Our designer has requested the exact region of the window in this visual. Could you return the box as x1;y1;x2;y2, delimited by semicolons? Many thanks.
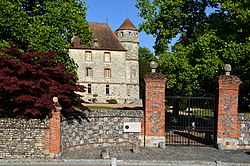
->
87;84;92;94
85;51;92;61
121;32;123;37
106;85;110;94
104;68;111;78
104;52;111;62
94;39;98;48
128;32;132;36
86;67;93;77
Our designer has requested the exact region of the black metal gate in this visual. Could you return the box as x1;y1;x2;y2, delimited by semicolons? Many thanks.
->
166;90;217;147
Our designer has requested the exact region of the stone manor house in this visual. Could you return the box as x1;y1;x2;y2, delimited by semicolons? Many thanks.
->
69;18;140;104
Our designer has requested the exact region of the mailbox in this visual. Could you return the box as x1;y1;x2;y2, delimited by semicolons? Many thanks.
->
123;122;141;132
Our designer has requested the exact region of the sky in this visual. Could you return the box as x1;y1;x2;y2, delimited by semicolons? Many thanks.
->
84;0;216;54
84;0;156;53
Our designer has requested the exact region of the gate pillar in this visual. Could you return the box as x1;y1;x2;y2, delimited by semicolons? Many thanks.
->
144;61;167;147
217;64;241;150
49;97;61;158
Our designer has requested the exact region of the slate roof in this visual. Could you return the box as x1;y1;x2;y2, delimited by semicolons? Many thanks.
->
88;22;126;51
70;18;137;51
116;18;137;31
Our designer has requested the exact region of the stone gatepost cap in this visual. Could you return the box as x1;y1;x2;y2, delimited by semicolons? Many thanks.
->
144;72;167;81
217;75;242;85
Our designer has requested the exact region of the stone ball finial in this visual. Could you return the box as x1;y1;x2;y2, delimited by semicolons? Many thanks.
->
53;97;58;103
150;61;158;73
224;64;231;75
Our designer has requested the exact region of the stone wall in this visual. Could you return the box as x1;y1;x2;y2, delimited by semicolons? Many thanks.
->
238;113;250;149
0;118;49;159
61;109;144;151
69;48;135;103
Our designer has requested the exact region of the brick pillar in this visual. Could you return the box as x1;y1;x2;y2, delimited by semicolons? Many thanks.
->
49;100;61;158
144;72;167;147
44;128;50;155
217;75;241;150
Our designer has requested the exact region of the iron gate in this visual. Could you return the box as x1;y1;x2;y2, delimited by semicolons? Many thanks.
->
165;90;217;147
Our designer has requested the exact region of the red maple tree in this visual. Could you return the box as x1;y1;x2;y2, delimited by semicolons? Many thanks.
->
0;47;87;119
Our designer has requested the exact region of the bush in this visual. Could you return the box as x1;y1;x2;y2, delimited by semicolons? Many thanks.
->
108;99;117;104
0;47;87;119
178;99;188;111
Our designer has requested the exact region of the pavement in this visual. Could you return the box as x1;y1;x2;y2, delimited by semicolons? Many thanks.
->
1;146;250;166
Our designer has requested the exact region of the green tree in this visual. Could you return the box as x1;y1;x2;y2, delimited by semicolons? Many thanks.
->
136;0;250;111
139;46;156;61
0;46;87;120
0;0;92;72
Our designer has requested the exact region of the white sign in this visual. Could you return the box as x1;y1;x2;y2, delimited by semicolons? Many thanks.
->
123;122;141;132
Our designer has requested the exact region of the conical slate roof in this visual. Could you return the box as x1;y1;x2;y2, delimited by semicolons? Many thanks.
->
116;18;137;31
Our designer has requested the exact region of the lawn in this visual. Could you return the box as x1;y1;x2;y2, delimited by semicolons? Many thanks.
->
87;106;116;110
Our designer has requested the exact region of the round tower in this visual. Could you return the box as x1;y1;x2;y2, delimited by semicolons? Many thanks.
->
116;18;140;103
116;18;139;60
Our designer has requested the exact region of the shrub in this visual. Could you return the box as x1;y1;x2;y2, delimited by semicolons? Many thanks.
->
178;99;188;111
0;47;87;119
108;99;117;104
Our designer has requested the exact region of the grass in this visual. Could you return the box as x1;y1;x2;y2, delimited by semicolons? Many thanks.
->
192;109;214;118
166;106;214;118
87;106;115;110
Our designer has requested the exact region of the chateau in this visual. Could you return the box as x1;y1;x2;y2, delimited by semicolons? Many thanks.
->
69;18;140;104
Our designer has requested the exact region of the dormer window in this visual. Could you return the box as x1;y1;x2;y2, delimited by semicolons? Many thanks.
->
94;39;98;48
71;36;80;47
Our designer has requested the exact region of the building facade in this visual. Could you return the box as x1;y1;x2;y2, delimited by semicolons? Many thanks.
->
69;18;140;104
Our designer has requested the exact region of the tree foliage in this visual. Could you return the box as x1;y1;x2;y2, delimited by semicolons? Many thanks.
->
139;47;156;61
0;0;92;72
0;47;87;119
136;0;250;111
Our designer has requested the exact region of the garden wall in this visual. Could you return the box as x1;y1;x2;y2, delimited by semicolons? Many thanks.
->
0;118;49;159
238;113;250;149
61;109;144;151
1;111;250;159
